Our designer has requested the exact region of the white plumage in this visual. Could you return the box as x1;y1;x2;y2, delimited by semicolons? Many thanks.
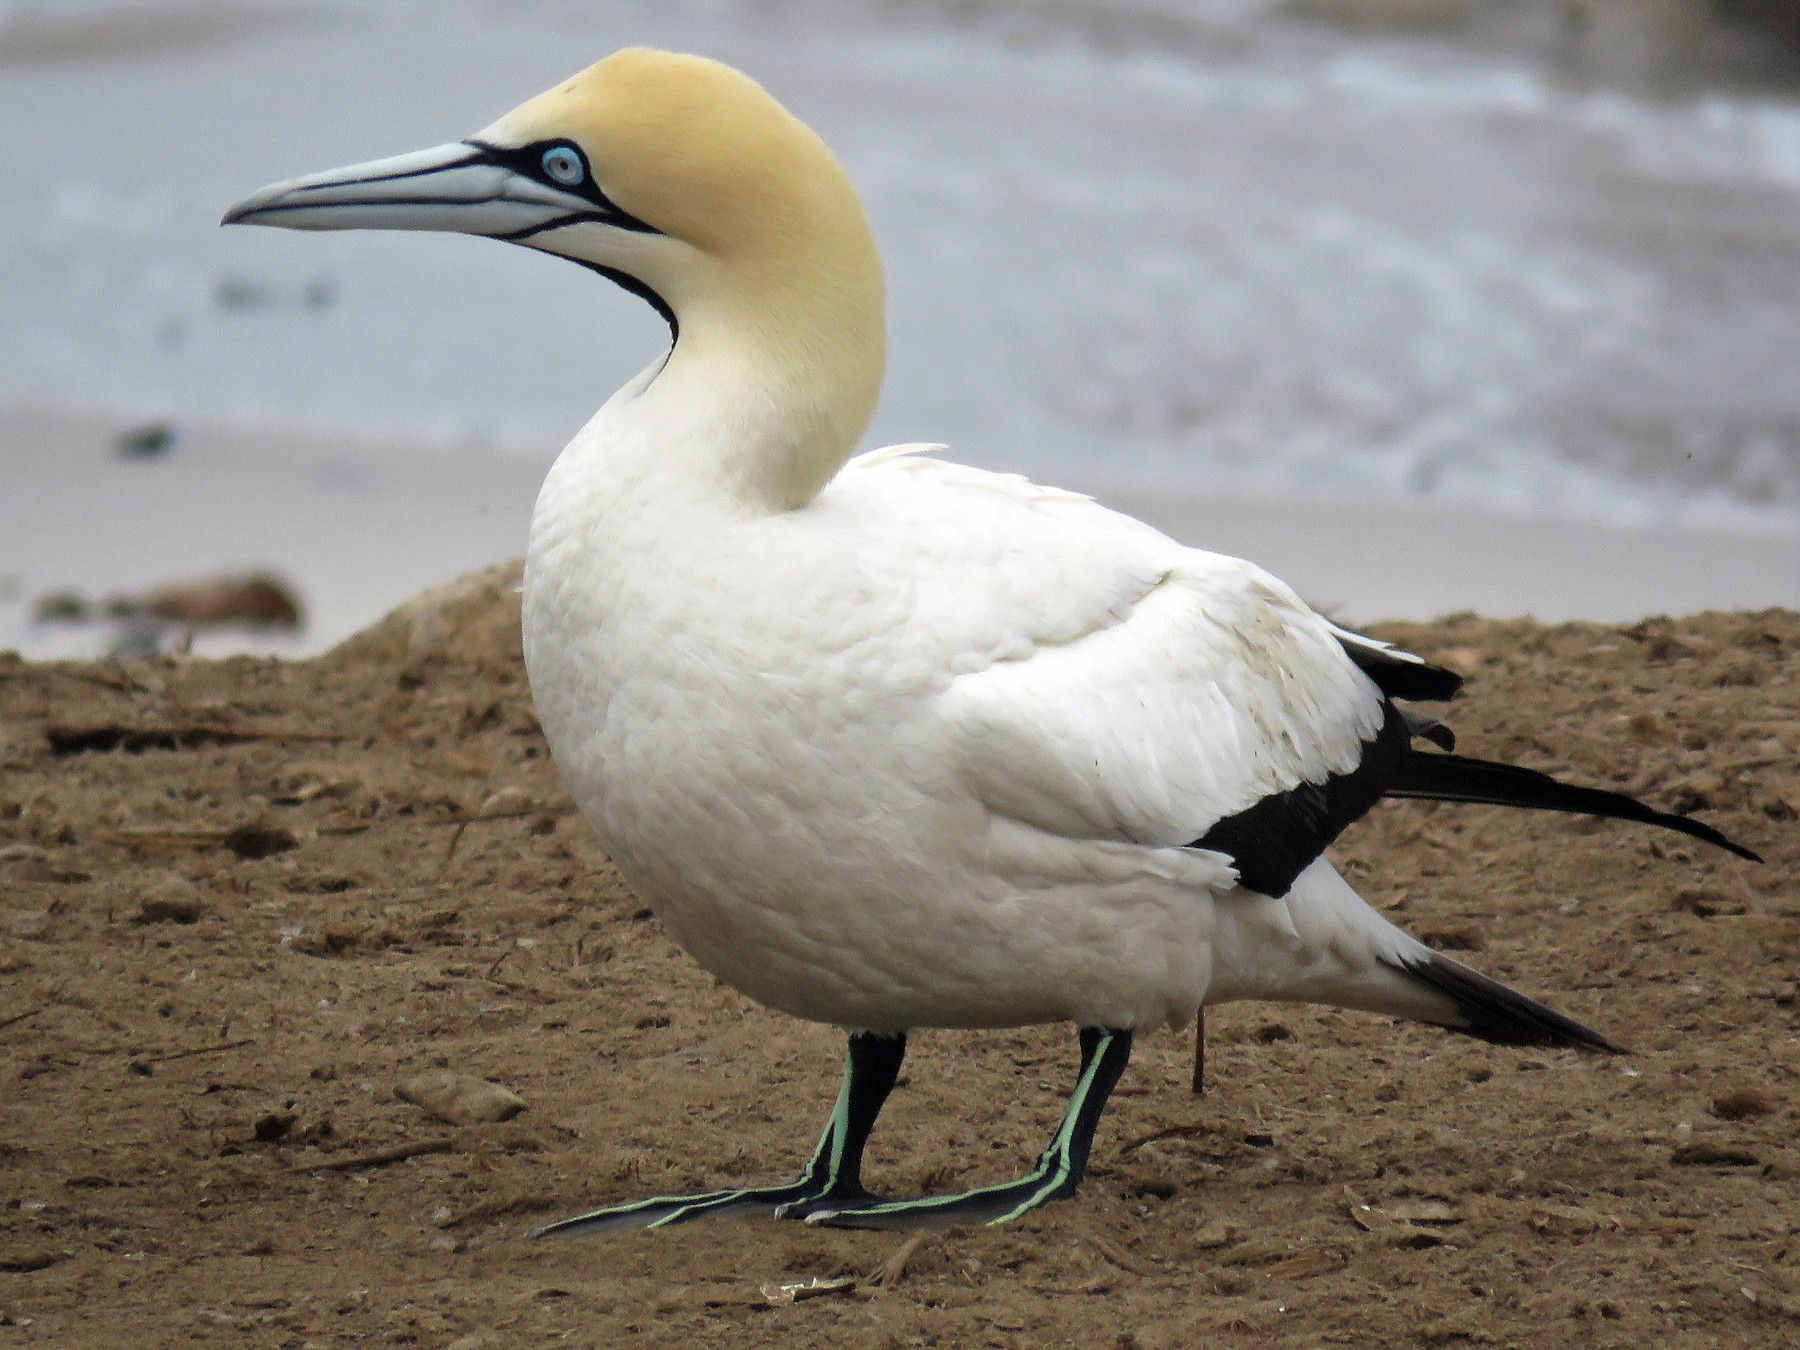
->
524;430;1419;1035
225;46;1753;1232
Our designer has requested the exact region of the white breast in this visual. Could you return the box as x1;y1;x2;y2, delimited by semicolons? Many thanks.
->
523;419;1390;1034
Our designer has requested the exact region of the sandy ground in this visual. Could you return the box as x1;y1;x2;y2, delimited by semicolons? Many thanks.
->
1;570;1797;1347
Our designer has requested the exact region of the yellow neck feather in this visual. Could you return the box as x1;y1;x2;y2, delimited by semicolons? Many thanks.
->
488;48;888;510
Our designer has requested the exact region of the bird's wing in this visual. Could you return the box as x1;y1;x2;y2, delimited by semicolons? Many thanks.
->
826;449;1443;896
939;546;1395;875
831;455;1416;898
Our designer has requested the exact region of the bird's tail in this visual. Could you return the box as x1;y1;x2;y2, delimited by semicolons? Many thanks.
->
1386;750;1761;863
1221;860;1620;1053
1379;949;1621;1053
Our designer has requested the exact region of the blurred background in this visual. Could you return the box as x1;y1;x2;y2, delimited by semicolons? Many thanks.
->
3;0;1799;658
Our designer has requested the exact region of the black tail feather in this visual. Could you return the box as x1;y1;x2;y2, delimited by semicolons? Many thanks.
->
1400;707;1456;752
1339;639;1465;703
1386;951;1622;1053
1387;751;1761;863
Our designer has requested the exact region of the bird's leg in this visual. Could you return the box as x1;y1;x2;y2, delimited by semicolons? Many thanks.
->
807;1026;1133;1231
530;1031;905;1236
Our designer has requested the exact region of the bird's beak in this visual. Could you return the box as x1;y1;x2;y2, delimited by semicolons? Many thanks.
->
221;140;593;240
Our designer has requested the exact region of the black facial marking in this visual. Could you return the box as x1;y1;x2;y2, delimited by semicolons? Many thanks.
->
461;140;676;340
462;138;661;234
575;260;678;343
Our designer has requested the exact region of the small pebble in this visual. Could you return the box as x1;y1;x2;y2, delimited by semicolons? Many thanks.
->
396;1071;526;1125
135;890;206;925
222;822;299;861
1711;1087;1777;1121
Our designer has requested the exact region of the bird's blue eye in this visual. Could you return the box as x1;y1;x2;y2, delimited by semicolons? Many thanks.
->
542;146;585;186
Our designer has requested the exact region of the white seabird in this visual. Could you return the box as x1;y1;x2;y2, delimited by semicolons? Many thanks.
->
224;49;1759;1232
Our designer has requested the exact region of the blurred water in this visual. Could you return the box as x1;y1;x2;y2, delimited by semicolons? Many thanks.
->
4;0;1800;528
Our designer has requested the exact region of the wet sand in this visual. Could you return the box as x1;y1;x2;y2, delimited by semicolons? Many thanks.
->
0;408;546;661
0;576;1794;1344
5;407;1798;662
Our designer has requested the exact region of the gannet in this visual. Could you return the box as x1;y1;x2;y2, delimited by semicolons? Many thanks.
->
224;49;1760;1233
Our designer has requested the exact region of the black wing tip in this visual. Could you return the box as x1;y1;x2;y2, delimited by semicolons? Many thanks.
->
1339;638;1465;703
1392;750;1762;863
1387;951;1624;1055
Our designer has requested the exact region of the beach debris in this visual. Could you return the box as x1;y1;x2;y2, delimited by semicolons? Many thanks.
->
758;1275;858;1306
0;1008;45;1034
214;277;275;310
868;1232;930;1288
29;571;304;655
0;1247;64;1274
396;1071;526;1126
316;1138;457;1172
50;721;343;756
253;1111;298;1143
1085;1234;1159;1276
221;821;299;860
129;1037;257;1071
105;819;298;860
133;885;206;925
32;591;89;623
1711;1086;1777;1120
1192;1221;1241;1251
134;572;302;629
1345;1189;1463;1247
1527;1201;1623;1236
1670;1142;1761;1168
115;422;176;459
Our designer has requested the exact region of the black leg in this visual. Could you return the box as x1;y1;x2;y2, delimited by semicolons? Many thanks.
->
530;1031;906;1236
807;1026;1133;1231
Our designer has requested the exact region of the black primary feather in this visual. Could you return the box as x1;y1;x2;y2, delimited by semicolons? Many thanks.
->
1189;703;1759;900
1387;751;1762;863
1193;705;1413;898
1338;637;1464;703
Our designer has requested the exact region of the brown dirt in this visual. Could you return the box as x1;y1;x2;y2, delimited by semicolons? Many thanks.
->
2;568;1797;1348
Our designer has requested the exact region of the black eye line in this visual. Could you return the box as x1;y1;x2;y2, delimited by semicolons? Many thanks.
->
461;138;661;235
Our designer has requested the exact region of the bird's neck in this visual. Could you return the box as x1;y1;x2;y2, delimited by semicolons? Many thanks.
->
590;246;886;516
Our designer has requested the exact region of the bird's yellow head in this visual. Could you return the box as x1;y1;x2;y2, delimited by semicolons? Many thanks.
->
483;50;859;262
225;49;886;487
